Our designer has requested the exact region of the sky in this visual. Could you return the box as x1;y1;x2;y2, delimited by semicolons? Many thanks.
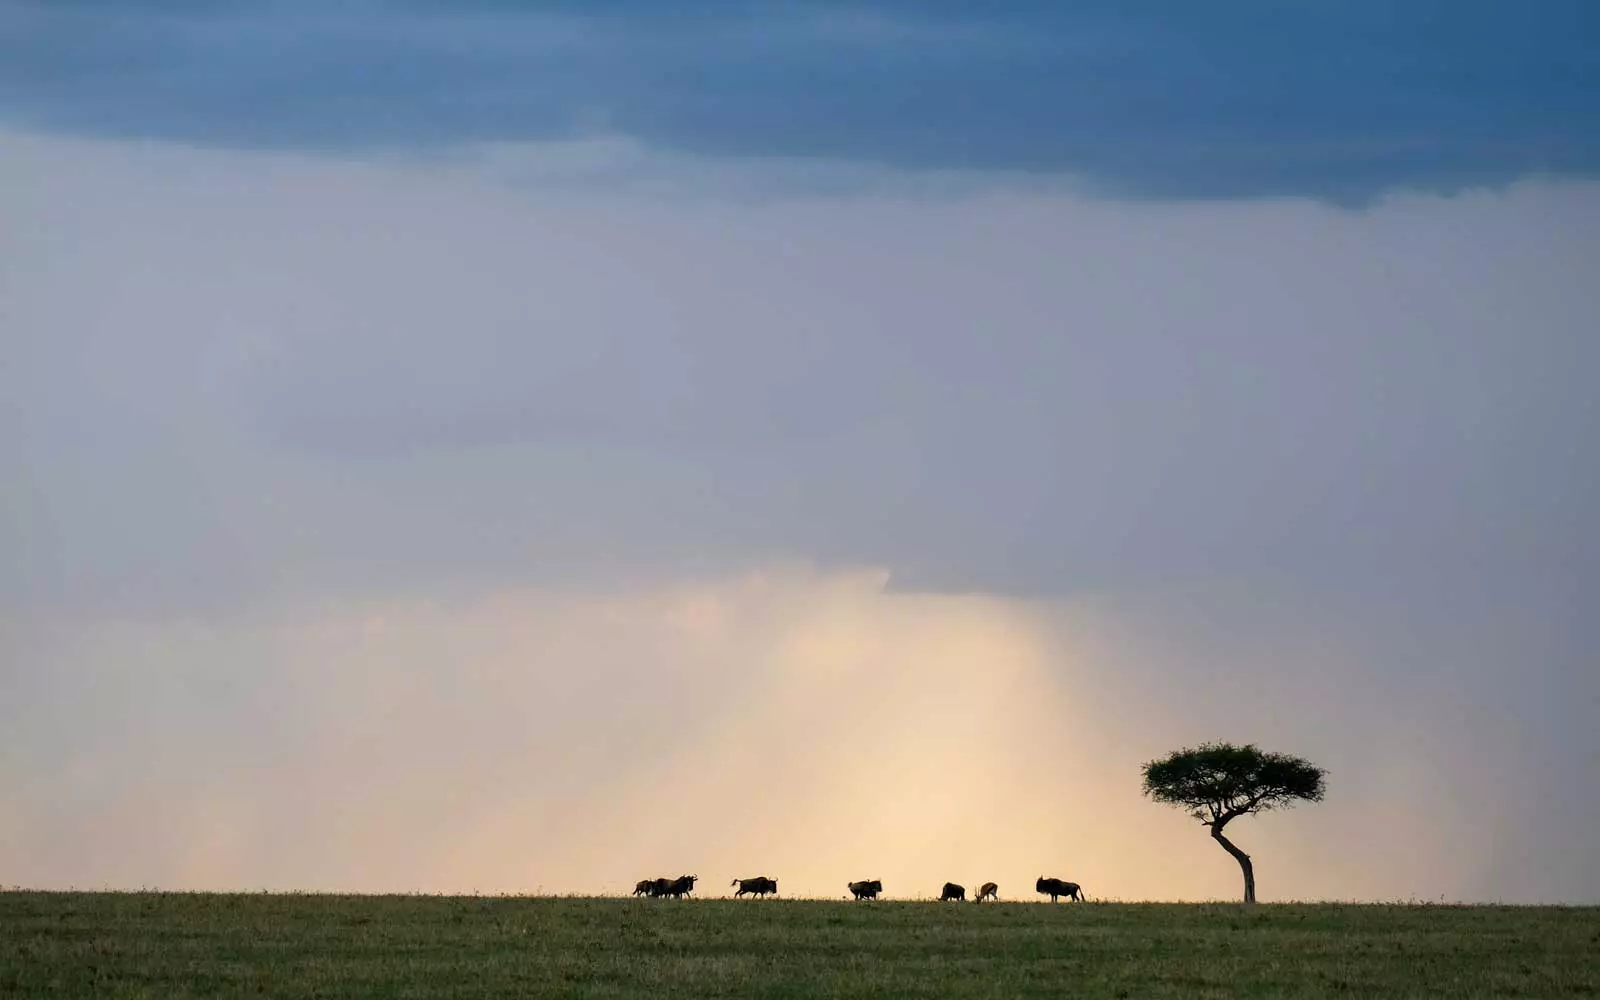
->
1;3;1597;902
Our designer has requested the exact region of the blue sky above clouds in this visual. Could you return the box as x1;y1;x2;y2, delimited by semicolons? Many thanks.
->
4;1;1598;201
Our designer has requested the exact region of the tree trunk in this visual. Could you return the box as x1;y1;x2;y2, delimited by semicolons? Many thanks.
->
1211;820;1256;904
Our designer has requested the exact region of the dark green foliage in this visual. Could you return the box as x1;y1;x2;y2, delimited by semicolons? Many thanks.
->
2;892;1596;999
1142;742;1327;824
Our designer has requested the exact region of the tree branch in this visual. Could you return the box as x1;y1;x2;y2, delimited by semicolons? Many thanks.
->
1213;792;1266;830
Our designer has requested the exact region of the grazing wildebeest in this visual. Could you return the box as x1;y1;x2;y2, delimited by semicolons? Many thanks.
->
732;876;778;897
633;879;656;896
1035;876;1084;902
976;882;999;902
940;882;966;902
847;879;883;900
664;874;698;898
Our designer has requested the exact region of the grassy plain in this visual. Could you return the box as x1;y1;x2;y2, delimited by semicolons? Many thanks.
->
2;891;1596;999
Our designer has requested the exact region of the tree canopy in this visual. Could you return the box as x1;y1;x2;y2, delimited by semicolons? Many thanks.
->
1142;742;1326;824
1142;742;1328;903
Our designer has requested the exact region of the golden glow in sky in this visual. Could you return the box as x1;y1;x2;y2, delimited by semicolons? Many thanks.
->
2;566;1510;902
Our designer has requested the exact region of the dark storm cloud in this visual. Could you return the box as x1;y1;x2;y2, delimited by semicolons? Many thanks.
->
2;2;1597;201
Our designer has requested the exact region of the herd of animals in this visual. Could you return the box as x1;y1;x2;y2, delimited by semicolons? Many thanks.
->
630;875;1087;902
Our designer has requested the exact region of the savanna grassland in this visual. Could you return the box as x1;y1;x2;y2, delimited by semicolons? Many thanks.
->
2;891;1596;999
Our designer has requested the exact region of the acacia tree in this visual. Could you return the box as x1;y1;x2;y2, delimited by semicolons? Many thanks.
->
1141;742;1326;904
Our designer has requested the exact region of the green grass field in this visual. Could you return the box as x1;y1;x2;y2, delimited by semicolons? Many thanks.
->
3;891;1596;999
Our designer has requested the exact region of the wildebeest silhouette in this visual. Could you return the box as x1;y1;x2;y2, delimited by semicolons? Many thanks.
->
732;876;778;897
663;874;698;898
1035;876;1084;901
940;882;966;902
976;882;999;902
847;879;883;900
633;870;672;896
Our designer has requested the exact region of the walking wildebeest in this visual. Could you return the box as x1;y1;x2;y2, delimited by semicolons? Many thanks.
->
940;882;966;902
847;879;883;900
976;882;998;902
633;879;656;896
732;876;778;897
663;874;698;898
1035;876;1084;901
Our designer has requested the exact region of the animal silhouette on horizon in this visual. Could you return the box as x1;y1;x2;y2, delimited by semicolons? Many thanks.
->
848;879;883;900
976;882;999;902
732;876;778;897
939;882;966;902
664;874;698;898
635;875;698;898
1035;876;1085;902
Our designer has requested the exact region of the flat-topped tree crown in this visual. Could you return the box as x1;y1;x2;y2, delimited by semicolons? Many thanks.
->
1143;741;1326;823
1141;742;1327;903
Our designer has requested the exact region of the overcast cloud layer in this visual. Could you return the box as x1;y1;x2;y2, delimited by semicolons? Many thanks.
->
4;129;1596;900
6;130;1597;614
